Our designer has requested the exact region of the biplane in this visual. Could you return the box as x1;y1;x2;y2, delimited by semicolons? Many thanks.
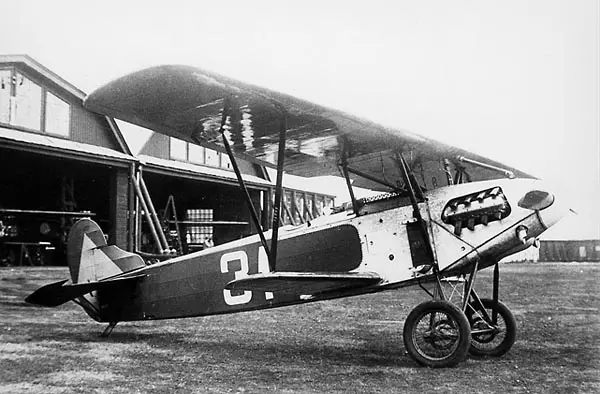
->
26;65;569;367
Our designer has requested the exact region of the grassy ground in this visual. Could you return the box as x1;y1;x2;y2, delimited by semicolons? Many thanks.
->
0;263;598;393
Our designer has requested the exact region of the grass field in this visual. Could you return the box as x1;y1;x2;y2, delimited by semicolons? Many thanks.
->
1;263;599;393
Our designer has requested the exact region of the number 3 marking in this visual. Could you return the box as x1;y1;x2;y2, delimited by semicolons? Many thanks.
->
220;248;273;306
220;251;252;305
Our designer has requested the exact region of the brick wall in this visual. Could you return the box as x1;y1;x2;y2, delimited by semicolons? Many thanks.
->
109;167;131;249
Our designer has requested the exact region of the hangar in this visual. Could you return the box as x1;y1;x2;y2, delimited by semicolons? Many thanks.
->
539;240;600;262
0;55;135;265
0;55;334;266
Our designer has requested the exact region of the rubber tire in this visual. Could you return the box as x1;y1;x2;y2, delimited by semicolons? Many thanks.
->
403;300;471;368
468;298;516;357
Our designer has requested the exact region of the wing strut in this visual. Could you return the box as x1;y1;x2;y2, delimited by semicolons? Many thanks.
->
218;99;271;258
339;137;360;215
340;157;360;215
397;153;436;268
269;106;288;272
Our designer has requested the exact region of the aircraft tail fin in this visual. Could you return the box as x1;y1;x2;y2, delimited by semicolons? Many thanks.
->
66;218;146;284
26;219;146;314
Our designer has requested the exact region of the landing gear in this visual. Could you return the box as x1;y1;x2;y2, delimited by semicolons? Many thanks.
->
403;300;471;368
404;262;517;366
467;298;516;357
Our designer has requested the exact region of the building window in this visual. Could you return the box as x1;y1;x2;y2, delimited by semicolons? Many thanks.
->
205;148;219;167
169;136;232;170
294;192;304;222
185;209;213;248
0;69;11;124
188;143;205;164
13;72;42;131
0;69;71;136
170;137;187;160
305;194;313;219
45;92;70;136
220;153;232;169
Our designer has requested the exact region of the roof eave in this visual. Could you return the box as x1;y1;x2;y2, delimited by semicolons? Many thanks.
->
0;54;86;100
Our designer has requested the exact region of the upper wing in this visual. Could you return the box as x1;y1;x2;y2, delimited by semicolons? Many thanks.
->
84;65;533;190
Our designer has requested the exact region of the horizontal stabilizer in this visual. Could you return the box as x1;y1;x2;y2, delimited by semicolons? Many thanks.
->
225;272;381;295
99;245;146;272
25;274;145;307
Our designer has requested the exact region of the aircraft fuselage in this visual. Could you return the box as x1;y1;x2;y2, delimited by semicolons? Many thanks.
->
93;177;565;323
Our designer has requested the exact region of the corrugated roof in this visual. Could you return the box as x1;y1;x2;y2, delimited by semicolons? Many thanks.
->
0;126;135;162
138;154;272;188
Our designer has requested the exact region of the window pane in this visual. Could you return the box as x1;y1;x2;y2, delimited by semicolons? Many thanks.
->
284;191;295;224
305;195;313;218
45;92;70;136
185;209;213;247
170;137;187;160
0;70;10;124
315;196;324;216
325;198;334;209
13;72;41;130
205;148;219;167
220;152;232;169
188;143;205;164
294;193;304;222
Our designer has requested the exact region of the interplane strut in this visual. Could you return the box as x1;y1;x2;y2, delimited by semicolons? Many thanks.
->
217;98;271;260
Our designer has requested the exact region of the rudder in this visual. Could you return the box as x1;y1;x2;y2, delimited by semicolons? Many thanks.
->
67;218;145;284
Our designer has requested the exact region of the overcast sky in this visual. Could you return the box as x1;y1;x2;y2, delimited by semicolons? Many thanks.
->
1;0;598;238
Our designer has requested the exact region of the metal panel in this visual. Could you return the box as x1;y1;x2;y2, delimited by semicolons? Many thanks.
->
276;224;362;272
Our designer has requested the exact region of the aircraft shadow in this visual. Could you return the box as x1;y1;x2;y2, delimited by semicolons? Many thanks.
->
32;325;409;368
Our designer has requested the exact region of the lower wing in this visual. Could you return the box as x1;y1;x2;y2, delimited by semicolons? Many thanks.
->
225;272;382;296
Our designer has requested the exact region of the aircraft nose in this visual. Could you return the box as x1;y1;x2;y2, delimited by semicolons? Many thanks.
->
518;181;571;230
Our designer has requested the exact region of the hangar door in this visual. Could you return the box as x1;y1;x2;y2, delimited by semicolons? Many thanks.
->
0;147;129;265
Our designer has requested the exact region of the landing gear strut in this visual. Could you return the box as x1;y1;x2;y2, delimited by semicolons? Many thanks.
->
403;262;517;367
467;298;516;357
464;263;517;357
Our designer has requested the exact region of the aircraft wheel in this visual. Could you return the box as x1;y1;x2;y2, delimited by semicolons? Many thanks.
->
467;298;516;357
403;300;471;368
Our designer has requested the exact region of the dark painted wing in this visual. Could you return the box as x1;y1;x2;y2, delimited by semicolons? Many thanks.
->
225;271;381;295
84;65;533;190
